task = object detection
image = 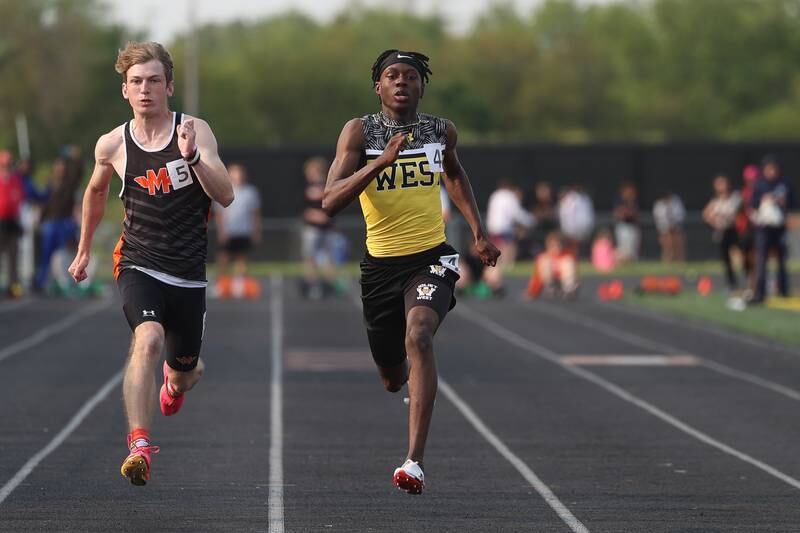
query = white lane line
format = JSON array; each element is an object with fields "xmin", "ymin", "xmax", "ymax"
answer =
[
  {"xmin": 346, "ymin": 288, "xmax": 588, "ymax": 531},
  {"xmin": 529, "ymin": 302, "xmax": 800, "ymax": 402},
  {"xmin": 0, "ymin": 298, "xmax": 112, "ymax": 364},
  {"xmin": 439, "ymin": 379, "xmax": 590, "ymax": 533},
  {"xmin": 268, "ymin": 275, "xmax": 285, "ymax": 533},
  {"xmin": 561, "ymin": 355, "xmax": 701, "ymax": 367},
  {"xmin": 0, "ymin": 369, "xmax": 124, "ymax": 505},
  {"xmin": 457, "ymin": 304, "xmax": 800, "ymax": 491},
  {"xmin": 0, "ymin": 299, "xmax": 32, "ymax": 313}
]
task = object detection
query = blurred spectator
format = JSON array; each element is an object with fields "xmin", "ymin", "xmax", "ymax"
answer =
[
  {"xmin": 33, "ymin": 156, "xmax": 82, "ymax": 292},
  {"xmin": 750, "ymin": 155, "xmax": 795, "ymax": 303},
  {"xmin": 591, "ymin": 228, "xmax": 617, "ymax": 272},
  {"xmin": 735, "ymin": 164, "xmax": 759, "ymax": 294},
  {"xmin": 653, "ymin": 191, "xmax": 686, "ymax": 262},
  {"xmin": 613, "ymin": 182, "xmax": 641, "ymax": 263},
  {"xmin": 215, "ymin": 163, "xmax": 261, "ymax": 280},
  {"xmin": 15, "ymin": 158, "xmax": 48, "ymax": 289},
  {"xmin": 529, "ymin": 181, "xmax": 558, "ymax": 254},
  {"xmin": 558, "ymin": 185, "xmax": 594, "ymax": 256},
  {"xmin": 525, "ymin": 231, "xmax": 578, "ymax": 299},
  {"xmin": 0, "ymin": 150, "xmax": 25, "ymax": 297},
  {"xmin": 702, "ymin": 174, "xmax": 742, "ymax": 290},
  {"xmin": 301, "ymin": 156, "xmax": 337, "ymax": 299},
  {"xmin": 485, "ymin": 180, "xmax": 535, "ymax": 296},
  {"xmin": 440, "ymin": 186, "xmax": 462, "ymax": 252},
  {"xmin": 16, "ymin": 158, "xmax": 48, "ymax": 204}
]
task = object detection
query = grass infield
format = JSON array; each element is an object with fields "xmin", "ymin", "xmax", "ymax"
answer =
[{"xmin": 623, "ymin": 291, "xmax": 800, "ymax": 349}]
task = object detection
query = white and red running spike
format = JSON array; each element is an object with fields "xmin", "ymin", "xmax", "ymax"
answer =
[{"xmin": 393, "ymin": 459, "xmax": 424, "ymax": 495}]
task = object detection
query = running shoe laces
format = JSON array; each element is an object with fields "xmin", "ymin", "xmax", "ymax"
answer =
[{"xmin": 121, "ymin": 437, "xmax": 160, "ymax": 486}]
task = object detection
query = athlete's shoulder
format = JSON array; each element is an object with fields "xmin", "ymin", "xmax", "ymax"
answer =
[
  {"xmin": 337, "ymin": 118, "xmax": 366, "ymax": 149},
  {"xmin": 344, "ymin": 116, "xmax": 365, "ymax": 129},
  {"xmin": 95, "ymin": 125, "xmax": 125, "ymax": 162},
  {"xmin": 421, "ymin": 112, "xmax": 450, "ymax": 129},
  {"xmin": 360, "ymin": 112, "xmax": 380, "ymax": 125}
]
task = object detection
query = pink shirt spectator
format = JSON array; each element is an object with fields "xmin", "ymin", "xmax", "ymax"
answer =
[{"xmin": 592, "ymin": 235, "xmax": 616, "ymax": 272}]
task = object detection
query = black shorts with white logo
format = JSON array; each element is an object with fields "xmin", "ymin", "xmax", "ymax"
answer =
[
  {"xmin": 360, "ymin": 242, "xmax": 460, "ymax": 369},
  {"xmin": 117, "ymin": 268, "xmax": 206, "ymax": 371}
]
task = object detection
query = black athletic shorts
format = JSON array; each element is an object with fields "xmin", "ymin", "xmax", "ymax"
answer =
[
  {"xmin": 117, "ymin": 268, "xmax": 206, "ymax": 371},
  {"xmin": 360, "ymin": 242, "xmax": 460, "ymax": 369}
]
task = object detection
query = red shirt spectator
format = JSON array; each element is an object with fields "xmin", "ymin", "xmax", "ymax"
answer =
[{"xmin": 0, "ymin": 151, "xmax": 25, "ymax": 222}]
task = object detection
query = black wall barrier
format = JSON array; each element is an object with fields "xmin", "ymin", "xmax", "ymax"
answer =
[{"xmin": 218, "ymin": 142, "xmax": 800, "ymax": 261}]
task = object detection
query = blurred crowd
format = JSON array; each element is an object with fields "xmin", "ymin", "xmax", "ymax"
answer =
[
  {"xmin": 455, "ymin": 155, "xmax": 795, "ymax": 304},
  {"xmin": 0, "ymin": 147, "xmax": 90, "ymax": 299},
  {"xmin": 702, "ymin": 156, "xmax": 795, "ymax": 304},
  {"xmin": 3, "ymin": 148, "xmax": 795, "ymax": 306},
  {"xmin": 211, "ymin": 156, "xmax": 348, "ymax": 301}
]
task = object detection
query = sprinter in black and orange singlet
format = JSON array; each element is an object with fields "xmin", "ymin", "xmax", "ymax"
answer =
[
  {"xmin": 68, "ymin": 42, "xmax": 234, "ymax": 486},
  {"xmin": 324, "ymin": 50, "xmax": 500, "ymax": 494}
]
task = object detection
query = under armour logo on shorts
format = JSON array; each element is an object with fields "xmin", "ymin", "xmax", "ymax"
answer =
[
  {"xmin": 175, "ymin": 355, "xmax": 198, "ymax": 366},
  {"xmin": 142, "ymin": 310, "xmax": 156, "ymax": 317},
  {"xmin": 416, "ymin": 283, "xmax": 437, "ymax": 301}
]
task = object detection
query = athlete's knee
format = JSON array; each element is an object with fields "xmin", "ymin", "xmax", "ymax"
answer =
[
  {"xmin": 405, "ymin": 323, "xmax": 434, "ymax": 356},
  {"xmin": 132, "ymin": 324, "xmax": 164, "ymax": 361}
]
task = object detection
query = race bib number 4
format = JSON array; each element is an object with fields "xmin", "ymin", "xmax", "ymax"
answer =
[
  {"xmin": 166, "ymin": 158, "xmax": 194, "ymax": 191},
  {"xmin": 424, "ymin": 143, "xmax": 444, "ymax": 173}
]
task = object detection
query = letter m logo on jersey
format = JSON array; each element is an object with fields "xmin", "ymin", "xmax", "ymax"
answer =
[{"xmin": 134, "ymin": 168, "xmax": 172, "ymax": 195}]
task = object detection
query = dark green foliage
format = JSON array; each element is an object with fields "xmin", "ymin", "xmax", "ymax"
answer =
[{"xmin": 2, "ymin": 0, "xmax": 800, "ymax": 157}]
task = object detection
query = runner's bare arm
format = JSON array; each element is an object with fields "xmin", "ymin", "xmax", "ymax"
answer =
[
  {"xmin": 441, "ymin": 121, "xmax": 500, "ymax": 266},
  {"xmin": 323, "ymin": 119, "xmax": 406, "ymax": 216},
  {"xmin": 68, "ymin": 130, "xmax": 122, "ymax": 282},
  {"xmin": 179, "ymin": 117, "xmax": 234, "ymax": 207}
]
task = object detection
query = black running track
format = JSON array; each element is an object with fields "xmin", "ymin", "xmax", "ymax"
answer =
[{"xmin": 1, "ymin": 277, "xmax": 800, "ymax": 532}]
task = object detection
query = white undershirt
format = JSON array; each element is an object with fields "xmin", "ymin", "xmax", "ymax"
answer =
[{"xmin": 129, "ymin": 266, "xmax": 207, "ymax": 288}]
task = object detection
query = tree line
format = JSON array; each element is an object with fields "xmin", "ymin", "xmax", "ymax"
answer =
[{"xmin": 2, "ymin": 0, "xmax": 800, "ymax": 160}]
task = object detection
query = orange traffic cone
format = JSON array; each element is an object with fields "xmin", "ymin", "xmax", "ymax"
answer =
[
  {"xmin": 607, "ymin": 280, "xmax": 624, "ymax": 300},
  {"xmin": 697, "ymin": 276, "xmax": 713, "ymax": 296}
]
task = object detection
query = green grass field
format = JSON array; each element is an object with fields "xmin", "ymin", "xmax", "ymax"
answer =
[{"xmin": 623, "ymin": 291, "xmax": 800, "ymax": 348}]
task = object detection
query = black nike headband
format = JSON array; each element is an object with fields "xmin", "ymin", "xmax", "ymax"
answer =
[{"xmin": 374, "ymin": 51, "xmax": 426, "ymax": 83}]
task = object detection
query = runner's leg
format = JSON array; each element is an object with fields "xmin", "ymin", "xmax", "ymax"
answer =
[{"xmin": 403, "ymin": 306, "xmax": 440, "ymax": 466}]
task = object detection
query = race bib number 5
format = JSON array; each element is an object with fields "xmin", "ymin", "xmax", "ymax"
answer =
[{"xmin": 166, "ymin": 158, "xmax": 194, "ymax": 191}]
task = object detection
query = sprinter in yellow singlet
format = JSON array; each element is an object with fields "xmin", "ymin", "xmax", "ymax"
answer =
[{"xmin": 323, "ymin": 50, "xmax": 500, "ymax": 495}]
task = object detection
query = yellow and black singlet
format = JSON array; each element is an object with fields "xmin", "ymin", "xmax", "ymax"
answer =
[{"xmin": 359, "ymin": 112, "xmax": 448, "ymax": 257}]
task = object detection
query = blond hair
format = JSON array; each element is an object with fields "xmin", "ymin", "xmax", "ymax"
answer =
[{"xmin": 115, "ymin": 41, "xmax": 174, "ymax": 83}]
